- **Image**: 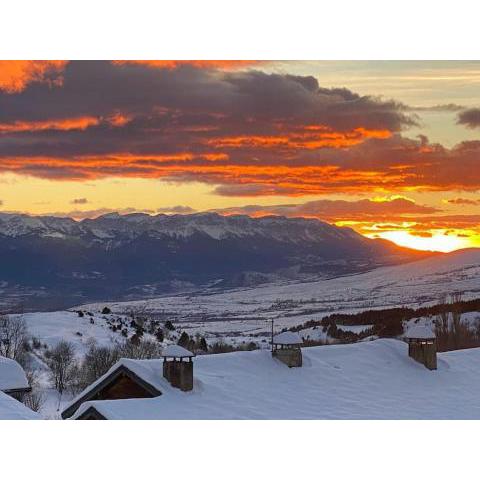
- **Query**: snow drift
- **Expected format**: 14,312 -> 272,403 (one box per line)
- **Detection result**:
72,339 -> 480,420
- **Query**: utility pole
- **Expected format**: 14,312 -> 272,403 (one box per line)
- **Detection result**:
271,319 -> 274,352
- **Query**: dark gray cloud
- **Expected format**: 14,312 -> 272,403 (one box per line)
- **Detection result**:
0,61 -> 415,159
71,198 -> 88,204
43,207 -> 155,219
410,103 -> 465,112
457,108 -> 480,128
214,197 -> 439,220
2,62 -> 479,196
156,205 -> 196,214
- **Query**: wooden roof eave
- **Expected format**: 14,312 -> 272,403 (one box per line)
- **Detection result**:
75,405 -> 108,420
2,386 -> 32,395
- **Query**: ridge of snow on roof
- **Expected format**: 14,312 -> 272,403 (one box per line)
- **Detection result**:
0,391 -> 39,420
162,345 -> 194,358
0,356 -> 29,391
71,339 -> 480,420
272,331 -> 303,345
405,325 -> 436,339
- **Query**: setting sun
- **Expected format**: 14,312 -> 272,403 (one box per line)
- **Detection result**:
369,230 -> 472,252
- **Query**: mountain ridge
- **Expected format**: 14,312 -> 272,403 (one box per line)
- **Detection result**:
0,211 -> 433,310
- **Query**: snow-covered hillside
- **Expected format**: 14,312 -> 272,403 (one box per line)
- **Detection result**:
10,248 -> 479,362
81,248 -> 480,338
71,339 -> 480,420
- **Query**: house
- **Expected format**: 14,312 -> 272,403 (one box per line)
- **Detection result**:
0,390 -> 39,420
61,358 -> 166,419
0,356 -> 31,402
62,345 -> 195,419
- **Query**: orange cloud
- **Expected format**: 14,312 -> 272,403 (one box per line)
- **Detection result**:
0,116 -> 100,133
0,60 -> 256,96
207,127 -> 391,150
0,61 -> 67,93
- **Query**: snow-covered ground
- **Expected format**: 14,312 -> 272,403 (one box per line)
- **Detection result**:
72,339 -> 480,420
5,248 -> 480,419
16,311 -> 117,355
80,248 -> 480,337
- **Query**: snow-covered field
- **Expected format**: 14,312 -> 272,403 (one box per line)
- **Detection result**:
14,248 -> 480,364
72,339 -> 480,420
79,248 -> 480,337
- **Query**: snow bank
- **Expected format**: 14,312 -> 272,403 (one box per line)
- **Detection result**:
0,391 -> 39,420
72,339 -> 480,420
0,356 -> 29,391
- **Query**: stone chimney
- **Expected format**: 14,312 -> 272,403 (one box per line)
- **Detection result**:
405,325 -> 437,370
161,345 -> 195,391
272,331 -> 303,367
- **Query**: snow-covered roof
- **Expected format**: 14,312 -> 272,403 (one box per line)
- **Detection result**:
272,331 -> 303,345
68,339 -> 480,420
405,325 -> 436,340
0,356 -> 29,392
0,390 -> 39,420
162,345 -> 194,358
62,358 -> 173,418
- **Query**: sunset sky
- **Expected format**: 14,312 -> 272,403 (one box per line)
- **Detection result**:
1,60 -> 480,252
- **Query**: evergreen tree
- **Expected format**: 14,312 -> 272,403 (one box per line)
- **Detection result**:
165,320 -> 175,331
177,331 -> 190,348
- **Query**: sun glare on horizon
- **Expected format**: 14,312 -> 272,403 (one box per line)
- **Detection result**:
368,230 -> 474,253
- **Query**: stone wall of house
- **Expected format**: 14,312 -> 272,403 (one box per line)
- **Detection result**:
163,360 -> 193,391
408,342 -> 437,370
272,348 -> 302,368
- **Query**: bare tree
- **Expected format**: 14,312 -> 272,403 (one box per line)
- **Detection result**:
73,340 -> 120,392
73,337 -> 162,392
23,390 -> 45,412
434,292 -> 480,352
48,341 -> 77,395
23,369 -> 45,412
0,314 -> 29,366
116,338 -> 161,359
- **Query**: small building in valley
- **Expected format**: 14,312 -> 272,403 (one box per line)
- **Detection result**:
0,356 -> 31,402
272,331 -> 303,367
405,325 -> 437,370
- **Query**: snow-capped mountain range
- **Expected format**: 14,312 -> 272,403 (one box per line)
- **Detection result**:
0,212 -> 429,310
0,211 -> 367,242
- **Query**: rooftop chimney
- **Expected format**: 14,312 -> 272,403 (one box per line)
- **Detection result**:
272,331 -> 303,368
161,345 -> 195,391
405,325 -> 437,370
